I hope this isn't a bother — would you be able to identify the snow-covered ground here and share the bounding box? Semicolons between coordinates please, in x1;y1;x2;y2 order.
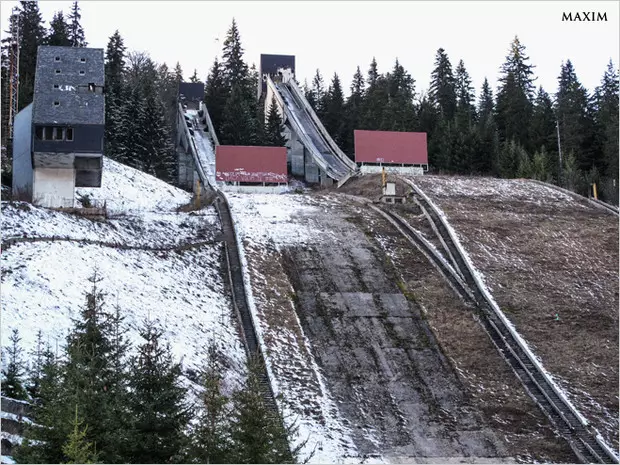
2;157;246;399
227;193;364;463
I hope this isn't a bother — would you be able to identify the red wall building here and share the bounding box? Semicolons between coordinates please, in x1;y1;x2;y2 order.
354;130;428;165
216;146;288;183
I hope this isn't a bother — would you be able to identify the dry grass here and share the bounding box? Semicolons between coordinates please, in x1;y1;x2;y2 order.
411;175;619;448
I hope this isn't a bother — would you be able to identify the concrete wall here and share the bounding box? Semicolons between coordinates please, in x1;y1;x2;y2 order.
33;168;75;208
218;184;288;194
360;165;425;176
12;104;34;199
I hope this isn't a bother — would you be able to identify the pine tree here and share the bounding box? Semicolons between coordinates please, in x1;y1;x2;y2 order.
104;30;127;162
384;59;417;131
343;65;366;155
495;36;536;150
125;319;191;464
475;79;499;175
264;96;287;146
17;1;47;109
220;84;256;145
47;11;71;46
62;272;129;463
228;355;293;464
205;58;227;140
221;18;250;96
141;91;177;182
174;61;184;82
529;87;558;178
14;343;69;464
555;60;598;172
362;58;388;129
68;1;87;47
1;329;28;400
429;48;457;121
323;73;346;145
191;345;233;464
454;59;476;127
62;405;98;464
189;68;200;83
310;69;326;117
594;60;619;183
26;330;45;399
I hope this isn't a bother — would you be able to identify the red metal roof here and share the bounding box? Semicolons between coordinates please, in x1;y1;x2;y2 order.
354;130;428;165
216;145;288;183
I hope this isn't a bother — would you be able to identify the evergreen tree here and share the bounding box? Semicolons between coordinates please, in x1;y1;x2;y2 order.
221;18;250;96
141;91;177;182
264;96;287;146
384;59;417;131
475;80;499;175
362;58;388;129
17;1;47;109
62;405;98;464
26;330;45;400
174;61;184;81
529;87;558;178
125;319;191;464
310;69;326;117
62;272;128;463
555;60;598;172
495;36;536;150
47;11;71;46
323;73;346;146
343;66;366;155
228;355;293;464
157;62;181;135
191;345;232;464
454;59;476;127
189;68;200;83
1;329;28;400
67;1;86;47
429;48;457;121
220;84;255;145
14;343;69;464
104;30;127;162
593;60;619;181
204;58;227;140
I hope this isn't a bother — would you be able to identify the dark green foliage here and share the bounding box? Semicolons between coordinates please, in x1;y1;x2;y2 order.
342;66;365;155
189;68;200;83
26;330;45;400
17;1;47;110
14;344;69;464
68;1;86;47
264;96;287;146
594;61;619;181
495;36;535;149
205;58;227;140
62;272;127;464
429;48;457;121
555;60;599;172
228;355;293;464
323;73;346;146
221;84;257;145
191;345;233;464
1;329;28;400
309;69;326;117
125;319;191;464
47;11;71;46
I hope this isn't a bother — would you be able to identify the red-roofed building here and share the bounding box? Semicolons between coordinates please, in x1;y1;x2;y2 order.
216;145;288;192
354;130;428;175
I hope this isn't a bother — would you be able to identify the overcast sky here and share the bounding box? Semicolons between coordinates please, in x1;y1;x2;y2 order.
1;1;618;100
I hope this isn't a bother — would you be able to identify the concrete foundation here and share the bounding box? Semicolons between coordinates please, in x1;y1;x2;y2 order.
361;165;425;176
33;168;76;208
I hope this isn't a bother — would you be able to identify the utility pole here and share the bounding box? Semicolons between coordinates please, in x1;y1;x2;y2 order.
1;8;20;153
556;120;563;186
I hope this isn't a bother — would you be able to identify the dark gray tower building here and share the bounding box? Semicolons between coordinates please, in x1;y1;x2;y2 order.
12;46;105;207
